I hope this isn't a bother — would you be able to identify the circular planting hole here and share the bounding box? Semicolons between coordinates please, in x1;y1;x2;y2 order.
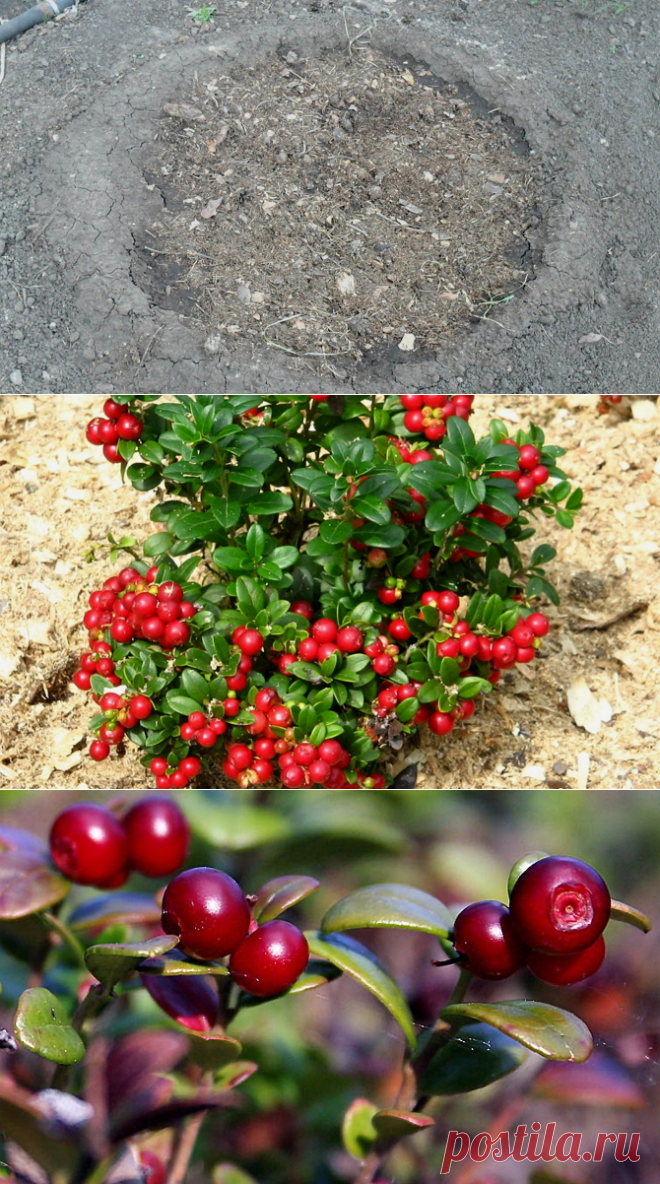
140;47;541;363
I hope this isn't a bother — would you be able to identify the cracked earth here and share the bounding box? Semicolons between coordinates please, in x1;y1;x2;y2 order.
0;0;659;394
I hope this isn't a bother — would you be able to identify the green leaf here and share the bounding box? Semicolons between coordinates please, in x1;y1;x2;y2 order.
320;519;354;545
445;414;475;453
245;524;266;562
452;477;479;515
341;1097;378;1159
165;692;207;716
68;891;162;930
458;677;492;700
0;850;69;920
213;1167;260;1184
209;497;242;531
420;1022;527;1095
424;500;462;534
245;492;293;516
187;1031;243;1071
139;950;230;976
306;932;416;1047
214;547;253;574
396;697;420;723
181;668;210;704
440;1001;593;1062
372;1110;434;1139
555;509;574;529
15;988;85;1064
321;883;452;939
351;523;406;548
351;496;392;525
86;935;179;988
440;657;460;686
269;546;299;569
253;875;321;923
184;793;292;849
143;531;175;557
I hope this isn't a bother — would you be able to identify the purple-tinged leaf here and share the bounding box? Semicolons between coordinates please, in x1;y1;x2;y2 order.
532;1052;645;1109
372;1110;434;1140
0;850;69;920
140;972;219;1032
252;874;320;923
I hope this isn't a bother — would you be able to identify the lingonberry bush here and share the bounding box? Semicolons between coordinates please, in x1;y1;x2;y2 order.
0;799;652;1184
72;395;584;788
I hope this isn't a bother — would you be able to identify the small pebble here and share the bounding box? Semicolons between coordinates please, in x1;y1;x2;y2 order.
9;369;23;386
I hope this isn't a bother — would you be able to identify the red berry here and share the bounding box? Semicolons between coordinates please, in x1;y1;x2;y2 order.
492;637;518;669
400;395;424;410
103;399;130;421
278;653;298;675
209;717;227;735
86;418;105;445
103;443;121;463
73;669;92;691
161;868;251;960
89;739;110;762
229;920;309;998
118;567;140;588
150;757;169;776
509;856;611;955
309;759;331;785
158;581;184;603
509;621;535;648
196;728;217;748
237;629;264;656
291;600;314;619
526;936;606;986
130;695;153;720
452;901;525;980
298;638;319;661
49;804;128;887
458;633;480;657
530;465;550;487
293;742;317;767
282;763;306;787
518;445;542;471
254;738;276;760
317;642;340;662
188;712;207;730
156;775;172;789
166;771;188;787
389;618;412;642
428;711;455;736
223;699;241;718
267;704;293;728
411;553;431;579
157;601;181;623
403;409;424;433
526;612;550;637
141;616;166;641
336;625;364;653
378;588;400;606
377;687;399;711
226;673;248;692
133;592;158;618
516;475;537;499
516;646;536;664
250;758;274;785
163;621;190;648
111;618;134;644
311;618;338;643
364;639;384;659
180;722;197;741
100;722;125;746
227;744;253;771
115;413;143;441
96;658;115;677
372;653;396;676
139;1150;167;1184
179;756;202;779
420;591;441;608
98;418;119;445
437;638;460;660
255;688;280;713
179;601;197;620
124;796;190;877
317;739;344;766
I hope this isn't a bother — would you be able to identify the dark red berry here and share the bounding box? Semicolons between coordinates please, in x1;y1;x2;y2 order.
150;757;169;776
428;711;454;736
111;618;134;643
158;581;184;603
518;444;542;471
336;626;364;653
103;399;130;421
179;756;202;779
161;868;251;960
163;621;190;648
526;612;550;637
89;739;110;762
389;618;412;642
509;856;611;955
525;936;606;985
290;600;314;619
49;803;128;887
124;796;190;877
452;901;525;980
139;1150;167;1184
115;413;143;441
229;920;309;998
86;418;105;445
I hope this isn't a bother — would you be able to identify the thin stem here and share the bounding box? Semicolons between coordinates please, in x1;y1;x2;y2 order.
167;1110;206;1184
40;911;87;969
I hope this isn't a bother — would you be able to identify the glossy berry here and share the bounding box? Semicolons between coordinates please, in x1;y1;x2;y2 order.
73;669;92;691
163;621;190;648
229;920;309;998
89;739;110;762
311;618;338;643
298;637;319;661
336;626;364;653
389;618;412;642
518;445;542;471
161;867;251;960
115;413;143;441
428;711;455;736
236;629;264;656
291;600;314;619
123;796;190;878
526;612;550;637
130;695;153;720
139;1150;167;1184
452;901;525;980
49;803;129;887
509;856;611;955
372;653;396;677
525;936;606;985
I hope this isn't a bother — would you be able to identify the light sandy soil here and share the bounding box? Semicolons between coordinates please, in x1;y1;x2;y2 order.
0;394;658;791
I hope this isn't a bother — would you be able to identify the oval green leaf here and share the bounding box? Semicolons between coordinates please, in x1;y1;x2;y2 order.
321;883;452;940
15;988;85;1065
187;1031;243;1071
140;950;230;977
0;850;70;920
420;1022;527;1095
184;793;292;850
252;874;321;923
372;1110;434;1140
342;1097;378;1159
306;931;416;1048
86;935;179;987
441;1001;593;1062
213;1166;260;1184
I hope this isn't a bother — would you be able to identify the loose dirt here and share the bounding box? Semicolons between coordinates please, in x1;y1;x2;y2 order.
0;0;658;393
0;394;658;791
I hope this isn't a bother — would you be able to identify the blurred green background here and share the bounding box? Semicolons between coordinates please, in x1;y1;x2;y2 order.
1;789;658;1184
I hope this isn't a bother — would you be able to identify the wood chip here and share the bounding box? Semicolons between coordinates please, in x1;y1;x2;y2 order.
576;751;590;790
569;598;649;630
566;675;612;735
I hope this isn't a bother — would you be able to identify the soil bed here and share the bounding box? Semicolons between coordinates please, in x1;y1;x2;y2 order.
0;394;659;791
145;47;536;360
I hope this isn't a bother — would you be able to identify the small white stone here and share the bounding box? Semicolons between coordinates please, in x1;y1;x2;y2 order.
398;332;415;351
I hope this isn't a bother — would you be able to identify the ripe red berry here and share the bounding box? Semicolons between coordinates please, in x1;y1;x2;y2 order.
509;856;611;955
86;418;105;445
309;759;331;785
115;413;143;441
293;742;316;767
530;465;550;487
255;688;280;713
492;637;518;669
118;567;141;588
400;395;424;410
158;581;184;603
163;621;190;648
291;600;314;619
196;728;217;748
525;935;606;986
111;618;134;644
223;698;241;718
133;592;158;618
150;757;169;776
509;621;535;648
123;796;190;877
49;803;129;887
411;553;431;580
378;588;400;606
227;744;253;771
298;638;319;661
282;763;306;787
516;475;537;499
311;618;338;643
336;626;364;653
139;1150;167;1184
458;632;480;657
518;444;542;471
73;669;92;691
89;739;110;762
250;758;274;785
437;638;460;660
389;618;412;642
103;443;121;463
237;629;264;656
452;901;525;980
100;722;125;746
229;920;309;998
226;672;248;692
161;867;251;960
317;739;344;766
99;418;119;445
404;409;424;433
103;399;130;421
130;695;153;720
157;601;181;623
526;612;550;637
428;711;455;736
267;704;293;728
372;653;396;677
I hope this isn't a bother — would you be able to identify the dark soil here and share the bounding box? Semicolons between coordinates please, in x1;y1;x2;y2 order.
0;0;658;394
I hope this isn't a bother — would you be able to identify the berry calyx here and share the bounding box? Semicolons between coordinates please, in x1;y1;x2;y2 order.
161;867;251;960
123;796;190;878
229;919;309;998
452;901;525;980
49;804;129;887
509;856;611;955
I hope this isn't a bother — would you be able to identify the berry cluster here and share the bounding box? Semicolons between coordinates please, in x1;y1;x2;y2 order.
49;797;189;888
78;567;197;649
85;399;143;464
450;855;611;986
399;394;475;441
161;867;309;997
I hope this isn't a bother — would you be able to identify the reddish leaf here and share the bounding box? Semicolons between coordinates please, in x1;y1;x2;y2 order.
0;825;49;861
140;972;219;1032
252;875;320;923
0;850;69;920
532;1052;645;1109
